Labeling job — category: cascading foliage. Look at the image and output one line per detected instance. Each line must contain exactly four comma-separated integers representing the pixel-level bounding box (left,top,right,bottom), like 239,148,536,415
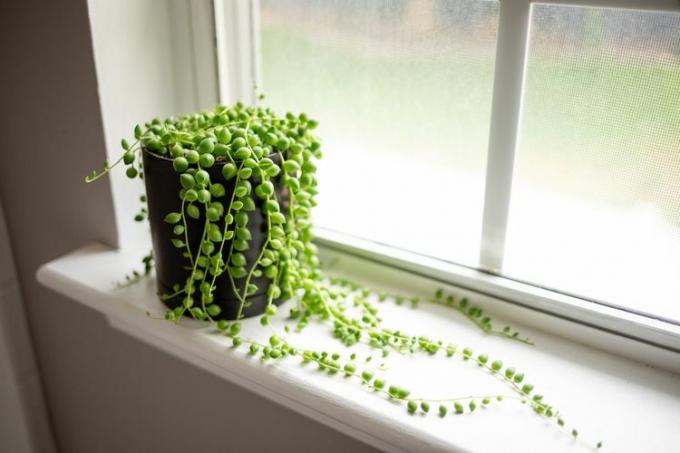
86,102,601,451
90,101,321,322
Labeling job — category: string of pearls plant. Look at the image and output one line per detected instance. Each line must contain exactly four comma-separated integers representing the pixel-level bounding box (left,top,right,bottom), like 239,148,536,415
86,102,601,451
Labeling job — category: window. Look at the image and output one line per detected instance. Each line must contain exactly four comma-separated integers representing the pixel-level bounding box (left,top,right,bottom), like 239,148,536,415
214,0,680,346
259,0,499,267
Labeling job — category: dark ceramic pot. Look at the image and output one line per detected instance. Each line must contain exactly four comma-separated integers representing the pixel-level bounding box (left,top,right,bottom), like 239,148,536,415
142,148,284,320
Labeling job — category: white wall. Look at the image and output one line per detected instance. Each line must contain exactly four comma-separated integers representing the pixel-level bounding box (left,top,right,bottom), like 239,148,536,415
87,0,183,250
87,0,223,252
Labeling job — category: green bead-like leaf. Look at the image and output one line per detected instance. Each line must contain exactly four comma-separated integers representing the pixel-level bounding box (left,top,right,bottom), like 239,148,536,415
235,212,248,227
173,157,189,173
266,165,281,177
283,160,300,173
217,128,231,144
186,150,200,164
164,212,181,224
230,266,247,278
198,138,215,154
199,153,215,168
210,183,226,198
259,158,274,169
180,173,195,189
407,401,417,414
195,169,210,186
255,181,275,199
123,151,135,165
206,304,221,317
235,227,251,241
171,144,185,158
206,207,220,222
231,253,246,267
186,204,200,219
238,167,252,179
270,212,286,224
184,189,198,202
197,189,211,204
222,163,237,180
208,224,222,242
242,197,255,211
264,200,279,213
234,147,251,160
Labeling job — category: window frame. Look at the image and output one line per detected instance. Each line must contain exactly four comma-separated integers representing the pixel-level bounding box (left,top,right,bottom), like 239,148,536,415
206,0,680,353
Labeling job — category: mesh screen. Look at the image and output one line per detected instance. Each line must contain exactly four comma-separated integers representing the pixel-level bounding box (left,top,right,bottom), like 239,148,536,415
505,4,680,321
260,0,499,266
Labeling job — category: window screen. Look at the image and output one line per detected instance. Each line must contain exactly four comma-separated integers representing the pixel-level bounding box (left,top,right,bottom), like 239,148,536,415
260,0,499,267
256,0,680,322
504,4,680,321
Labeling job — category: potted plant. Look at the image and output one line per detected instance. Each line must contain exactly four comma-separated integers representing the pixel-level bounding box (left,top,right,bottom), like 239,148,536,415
86,103,600,450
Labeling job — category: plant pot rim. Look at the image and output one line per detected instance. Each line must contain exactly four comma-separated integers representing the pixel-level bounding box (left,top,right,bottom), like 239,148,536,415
142,147,279,164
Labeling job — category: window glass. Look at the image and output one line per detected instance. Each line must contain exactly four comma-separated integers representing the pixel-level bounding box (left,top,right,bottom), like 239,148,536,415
505,5,680,321
260,0,499,266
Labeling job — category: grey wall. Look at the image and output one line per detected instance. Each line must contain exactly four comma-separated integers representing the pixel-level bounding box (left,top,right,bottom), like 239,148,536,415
0,199,53,453
0,1,377,451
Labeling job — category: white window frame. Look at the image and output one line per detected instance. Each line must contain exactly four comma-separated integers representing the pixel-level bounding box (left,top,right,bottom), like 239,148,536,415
199,0,680,353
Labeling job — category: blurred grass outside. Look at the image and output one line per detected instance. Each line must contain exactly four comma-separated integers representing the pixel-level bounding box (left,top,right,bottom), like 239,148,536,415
261,24,680,226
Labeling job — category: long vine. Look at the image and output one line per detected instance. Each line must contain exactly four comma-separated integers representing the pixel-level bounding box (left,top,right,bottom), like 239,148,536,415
86,103,602,451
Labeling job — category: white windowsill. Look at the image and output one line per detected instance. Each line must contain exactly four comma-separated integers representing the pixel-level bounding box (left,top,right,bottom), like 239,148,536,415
37,243,680,453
